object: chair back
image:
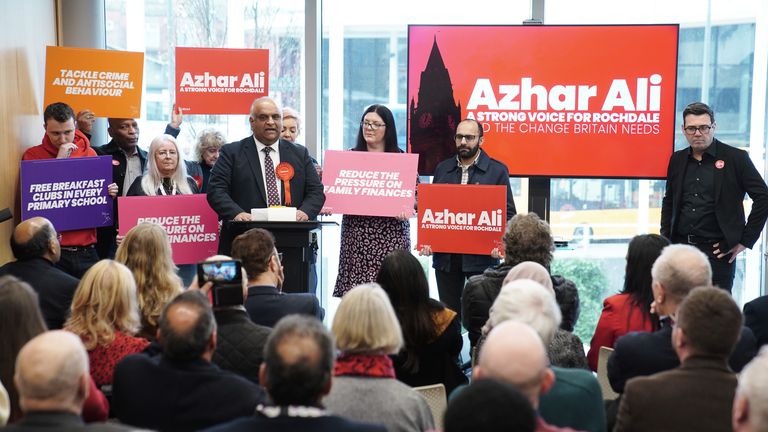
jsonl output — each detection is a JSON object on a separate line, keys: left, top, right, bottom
{"left": 413, "top": 383, "right": 447, "bottom": 430}
{"left": 598, "top": 346, "right": 619, "bottom": 400}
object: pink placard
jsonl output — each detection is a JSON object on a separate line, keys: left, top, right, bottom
{"left": 118, "top": 194, "right": 219, "bottom": 264}
{"left": 321, "top": 151, "right": 419, "bottom": 217}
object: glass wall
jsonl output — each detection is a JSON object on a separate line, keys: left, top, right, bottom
{"left": 104, "top": 0, "right": 768, "bottom": 341}
{"left": 106, "top": 0, "right": 305, "bottom": 159}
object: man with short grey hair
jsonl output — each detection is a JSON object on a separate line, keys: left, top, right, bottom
{"left": 112, "top": 291, "right": 266, "bottom": 430}
{"left": 5, "top": 330, "right": 130, "bottom": 431}
{"left": 608, "top": 244, "right": 756, "bottom": 396}
{"left": 733, "top": 347, "right": 768, "bottom": 432}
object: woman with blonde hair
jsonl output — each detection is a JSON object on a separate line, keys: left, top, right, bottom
{"left": 115, "top": 223, "right": 183, "bottom": 340}
{"left": 65, "top": 260, "right": 149, "bottom": 386}
{"left": 324, "top": 283, "right": 434, "bottom": 432}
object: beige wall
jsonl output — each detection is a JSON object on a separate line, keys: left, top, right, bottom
{"left": 0, "top": 1, "right": 57, "bottom": 264}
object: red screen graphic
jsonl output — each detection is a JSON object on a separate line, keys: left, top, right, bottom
{"left": 407, "top": 25, "right": 679, "bottom": 178}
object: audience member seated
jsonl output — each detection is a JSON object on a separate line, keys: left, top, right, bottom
{"left": 115, "top": 222, "right": 183, "bottom": 340}
{"left": 206, "top": 315, "right": 386, "bottom": 432}
{"left": 474, "top": 321, "right": 580, "bottom": 432}
{"left": 463, "top": 213, "right": 580, "bottom": 351}
{"left": 323, "top": 283, "right": 434, "bottom": 431}
{"left": 64, "top": 260, "right": 150, "bottom": 387}
{"left": 744, "top": 295, "right": 768, "bottom": 348}
{"left": 608, "top": 244, "right": 757, "bottom": 394}
{"left": 0, "top": 217, "right": 79, "bottom": 329}
{"left": 204, "top": 255, "right": 271, "bottom": 383}
{"left": 231, "top": 228, "right": 323, "bottom": 327}
{"left": 0, "top": 276, "right": 108, "bottom": 424}
{"left": 445, "top": 378, "right": 536, "bottom": 432}
{"left": 481, "top": 279, "right": 604, "bottom": 432}
{"left": 2, "top": 331, "right": 131, "bottom": 431}
{"left": 614, "top": 287, "right": 743, "bottom": 431}
{"left": 112, "top": 291, "right": 266, "bottom": 431}
{"left": 376, "top": 250, "right": 467, "bottom": 394}
{"left": 733, "top": 347, "right": 768, "bottom": 432}
{"left": 501, "top": 262, "right": 587, "bottom": 369}
{"left": 587, "top": 234, "right": 669, "bottom": 371}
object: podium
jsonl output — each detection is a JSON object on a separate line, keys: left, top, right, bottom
{"left": 218, "top": 221, "right": 321, "bottom": 294}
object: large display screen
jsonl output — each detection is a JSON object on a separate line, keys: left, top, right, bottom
{"left": 407, "top": 25, "right": 679, "bottom": 178}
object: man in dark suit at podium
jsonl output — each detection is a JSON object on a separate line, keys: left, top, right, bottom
{"left": 232, "top": 228, "right": 323, "bottom": 327}
{"left": 207, "top": 96, "right": 325, "bottom": 222}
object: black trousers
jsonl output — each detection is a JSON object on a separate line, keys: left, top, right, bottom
{"left": 435, "top": 254, "right": 482, "bottom": 322}
{"left": 56, "top": 246, "right": 99, "bottom": 279}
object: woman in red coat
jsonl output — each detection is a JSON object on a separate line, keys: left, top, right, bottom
{"left": 587, "top": 234, "right": 670, "bottom": 371}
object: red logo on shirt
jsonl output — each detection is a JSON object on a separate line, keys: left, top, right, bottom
{"left": 715, "top": 160, "right": 725, "bottom": 169}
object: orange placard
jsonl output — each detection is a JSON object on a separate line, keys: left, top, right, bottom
{"left": 44, "top": 46, "right": 144, "bottom": 118}
{"left": 417, "top": 184, "right": 506, "bottom": 255}
{"left": 175, "top": 47, "right": 269, "bottom": 115}
{"left": 408, "top": 25, "right": 679, "bottom": 178}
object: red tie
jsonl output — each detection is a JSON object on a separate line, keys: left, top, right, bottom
{"left": 263, "top": 147, "right": 280, "bottom": 206}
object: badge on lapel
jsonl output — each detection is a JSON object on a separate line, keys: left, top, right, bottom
{"left": 715, "top": 160, "right": 725, "bottom": 169}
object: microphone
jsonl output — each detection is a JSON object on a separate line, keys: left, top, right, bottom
{"left": 0, "top": 208, "right": 11, "bottom": 223}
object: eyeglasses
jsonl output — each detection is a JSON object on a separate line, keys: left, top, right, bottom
{"left": 455, "top": 134, "right": 478, "bottom": 143}
{"left": 683, "top": 125, "right": 713, "bottom": 135}
{"left": 157, "top": 150, "right": 178, "bottom": 157}
{"left": 268, "top": 252, "right": 283, "bottom": 264}
{"left": 361, "top": 121, "right": 386, "bottom": 130}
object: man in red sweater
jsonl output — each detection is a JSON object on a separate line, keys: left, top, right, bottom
{"left": 22, "top": 102, "right": 117, "bottom": 278}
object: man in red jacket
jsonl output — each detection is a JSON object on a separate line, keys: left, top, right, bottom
{"left": 22, "top": 102, "right": 117, "bottom": 278}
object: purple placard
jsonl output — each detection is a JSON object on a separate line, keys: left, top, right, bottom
{"left": 21, "top": 156, "right": 113, "bottom": 231}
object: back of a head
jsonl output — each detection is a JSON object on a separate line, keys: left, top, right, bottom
{"left": 503, "top": 261, "right": 554, "bottom": 293}
{"left": 444, "top": 378, "right": 536, "bottom": 432}
{"left": 263, "top": 315, "right": 333, "bottom": 406}
{"left": 376, "top": 249, "right": 430, "bottom": 311}
{"left": 10, "top": 218, "right": 54, "bottom": 261}
{"left": 332, "top": 283, "right": 403, "bottom": 355}
{"left": 65, "top": 260, "right": 140, "bottom": 349}
{"left": 476, "top": 321, "right": 549, "bottom": 405}
{"left": 502, "top": 213, "right": 554, "bottom": 268}
{"left": 231, "top": 228, "right": 275, "bottom": 280}
{"left": 624, "top": 234, "right": 670, "bottom": 294}
{"left": 159, "top": 291, "right": 216, "bottom": 362}
{"left": 486, "top": 279, "right": 561, "bottom": 345}
{"left": 651, "top": 244, "right": 711, "bottom": 303}
{"left": 15, "top": 330, "right": 88, "bottom": 413}
{"left": 676, "top": 286, "right": 742, "bottom": 359}
{"left": 736, "top": 347, "right": 768, "bottom": 431}
{"left": 115, "top": 222, "right": 178, "bottom": 287}
{"left": 0, "top": 276, "right": 47, "bottom": 420}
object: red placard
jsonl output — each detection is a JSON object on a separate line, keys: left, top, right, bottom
{"left": 118, "top": 194, "right": 219, "bottom": 264}
{"left": 408, "top": 25, "right": 679, "bottom": 178}
{"left": 417, "top": 184, "right": 506, "bottom": 255}
{"left": 175, "top": 47, "right": 269, "bottom": 114}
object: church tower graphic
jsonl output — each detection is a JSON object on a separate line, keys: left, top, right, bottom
{"left": 409, "top": 36, "right": 461, "bottom": 175}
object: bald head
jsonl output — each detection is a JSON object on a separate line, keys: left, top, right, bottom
{"left": 475, "top": 321, "right": 553, "bottom": 407}
{"left": 159, "top": 291, "right": 216, "bottom": 362}
{"left": 11, "top": 217, "right": 58, "bottom": 262}
{"left": 15, "top": 330, "right": 89, "bottom": 414}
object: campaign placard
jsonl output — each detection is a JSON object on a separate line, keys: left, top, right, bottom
{"left": 44, "top": 46, "right": 144, "bottom": 118}
{"left": 322, "top": 150, "right": 419, "bottom": 217}
{"left": 417, "top": 184, "right": 506, "bottom": 255}
{"left": 20, "top": 156, "right": 114, "bottom": 231}
{"left": 118, "top": 194, "right": 219, "bottom": 265}
{"left": 408, "top": 25, "right": 679, "bottom": 177}
{"left": 175, "top": 47, "right": 269, "bottom": 114}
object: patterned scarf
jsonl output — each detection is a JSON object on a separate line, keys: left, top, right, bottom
{"left": 333, "top": 353, "right": 396, "bottom": 378}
